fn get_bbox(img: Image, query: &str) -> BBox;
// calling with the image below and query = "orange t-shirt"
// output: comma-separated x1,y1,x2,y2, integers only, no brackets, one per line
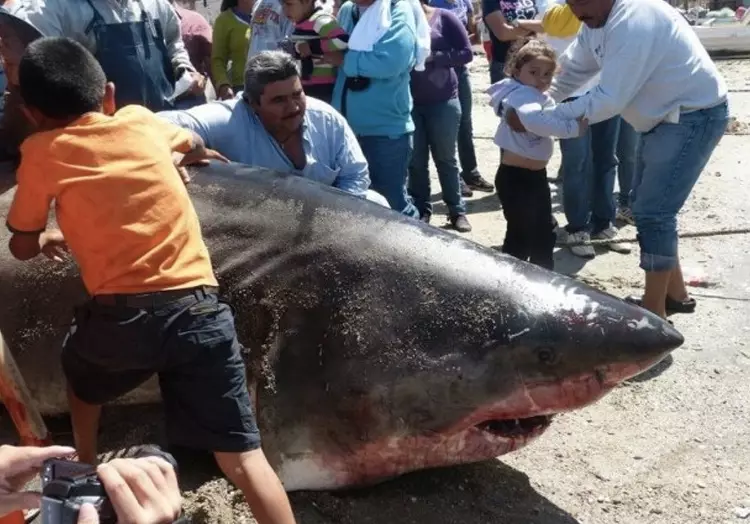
6,105,219,296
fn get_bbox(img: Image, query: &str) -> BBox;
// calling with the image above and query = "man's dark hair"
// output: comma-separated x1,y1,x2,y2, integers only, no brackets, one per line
243,50,299,104
19,36,107,120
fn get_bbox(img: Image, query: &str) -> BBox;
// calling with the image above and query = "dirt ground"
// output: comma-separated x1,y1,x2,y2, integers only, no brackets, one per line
9,57,750,523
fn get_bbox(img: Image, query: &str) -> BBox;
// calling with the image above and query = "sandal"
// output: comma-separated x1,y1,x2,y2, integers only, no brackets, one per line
624,295,696,315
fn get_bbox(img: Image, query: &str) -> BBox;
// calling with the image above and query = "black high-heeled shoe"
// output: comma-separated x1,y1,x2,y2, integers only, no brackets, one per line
624,295,696,315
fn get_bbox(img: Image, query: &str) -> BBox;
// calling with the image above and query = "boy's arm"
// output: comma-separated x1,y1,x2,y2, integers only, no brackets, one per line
315,13,349,52
6,159,55,261
514,100,582,139
145,108,229,168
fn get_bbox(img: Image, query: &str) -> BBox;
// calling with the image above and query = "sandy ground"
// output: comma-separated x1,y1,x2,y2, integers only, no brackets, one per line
8,57,750,523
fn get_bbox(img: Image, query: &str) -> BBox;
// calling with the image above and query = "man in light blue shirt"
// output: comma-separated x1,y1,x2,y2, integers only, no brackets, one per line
159,50,377,202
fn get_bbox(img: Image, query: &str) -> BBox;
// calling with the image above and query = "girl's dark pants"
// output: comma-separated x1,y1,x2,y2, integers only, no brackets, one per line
495,164,556,270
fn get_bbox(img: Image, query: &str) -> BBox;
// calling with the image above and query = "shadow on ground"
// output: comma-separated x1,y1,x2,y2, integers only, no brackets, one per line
291,460,581,524
16,406,580,524
626,353,674,383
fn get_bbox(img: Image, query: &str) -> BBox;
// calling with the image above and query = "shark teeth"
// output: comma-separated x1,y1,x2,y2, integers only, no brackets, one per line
474,415,552,437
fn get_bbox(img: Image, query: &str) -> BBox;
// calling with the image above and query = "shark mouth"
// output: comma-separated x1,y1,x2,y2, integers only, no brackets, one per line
474,415,553,439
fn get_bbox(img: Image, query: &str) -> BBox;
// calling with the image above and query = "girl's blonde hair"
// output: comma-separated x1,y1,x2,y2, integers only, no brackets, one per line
503,37,558,78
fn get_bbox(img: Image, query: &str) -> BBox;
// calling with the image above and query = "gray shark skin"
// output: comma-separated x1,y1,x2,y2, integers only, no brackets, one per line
0,162,683,492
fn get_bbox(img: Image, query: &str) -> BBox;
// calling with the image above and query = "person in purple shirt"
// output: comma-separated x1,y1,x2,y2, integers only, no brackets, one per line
429,0,495,197
408,0,473,232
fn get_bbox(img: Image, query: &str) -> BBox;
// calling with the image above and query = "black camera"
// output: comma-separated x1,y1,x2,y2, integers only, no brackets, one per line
40,446,181,524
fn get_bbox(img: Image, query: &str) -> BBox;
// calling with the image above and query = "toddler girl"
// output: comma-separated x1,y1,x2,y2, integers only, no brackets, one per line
487,37,586,270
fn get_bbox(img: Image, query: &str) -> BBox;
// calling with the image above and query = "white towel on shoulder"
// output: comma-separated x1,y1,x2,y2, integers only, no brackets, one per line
347,0,431,72
408,0,431,71
348,0,392,52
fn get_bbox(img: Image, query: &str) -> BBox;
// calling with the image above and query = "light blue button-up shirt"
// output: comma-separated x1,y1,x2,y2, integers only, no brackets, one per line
158,96,370,197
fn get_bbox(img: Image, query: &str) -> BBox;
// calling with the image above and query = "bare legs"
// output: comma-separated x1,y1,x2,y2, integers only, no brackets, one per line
68,389,296,523
215,449,297,524
641,269,671,319
67,384,101,464
640,253,690,319
666,261,690,302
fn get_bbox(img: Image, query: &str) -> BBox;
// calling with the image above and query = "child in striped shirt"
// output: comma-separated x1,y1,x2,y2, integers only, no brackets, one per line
282,0,349,104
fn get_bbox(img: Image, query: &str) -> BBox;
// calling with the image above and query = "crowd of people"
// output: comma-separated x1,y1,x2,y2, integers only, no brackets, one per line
0,0,730,521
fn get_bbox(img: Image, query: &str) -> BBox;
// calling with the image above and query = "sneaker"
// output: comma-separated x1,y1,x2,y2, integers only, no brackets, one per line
616,206,635,226
567,230,596,258
451,214,472,232
554,224,569,246
465,175,494,193
460,178,474,197
592,226,631,254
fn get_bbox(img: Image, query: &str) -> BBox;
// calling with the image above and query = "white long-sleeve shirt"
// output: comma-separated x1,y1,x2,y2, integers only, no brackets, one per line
541,0,597,99
548,0,727,133
488,79,580,162
21,0,196,76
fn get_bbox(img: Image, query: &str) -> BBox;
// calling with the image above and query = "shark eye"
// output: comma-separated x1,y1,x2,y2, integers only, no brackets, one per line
536,347,558,366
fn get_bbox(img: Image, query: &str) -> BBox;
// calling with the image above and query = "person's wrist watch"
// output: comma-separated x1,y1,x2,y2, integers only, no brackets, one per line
510,18,520,28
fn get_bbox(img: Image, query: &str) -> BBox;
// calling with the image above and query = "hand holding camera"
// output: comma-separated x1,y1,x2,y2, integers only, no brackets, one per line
0,444,77,517
74,456,182,524
40,446,184,524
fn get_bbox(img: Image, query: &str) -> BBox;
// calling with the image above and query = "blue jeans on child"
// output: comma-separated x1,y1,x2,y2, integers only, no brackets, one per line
408,98,467,219
616,118,639,208
631,101,729,272
559,110,620,234
358,134,420,218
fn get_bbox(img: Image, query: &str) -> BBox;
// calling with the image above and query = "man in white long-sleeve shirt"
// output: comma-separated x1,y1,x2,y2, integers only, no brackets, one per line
22,0,205,112
512,0,728,319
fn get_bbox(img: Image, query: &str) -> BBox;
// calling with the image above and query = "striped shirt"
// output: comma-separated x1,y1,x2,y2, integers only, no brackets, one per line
292,7,349,86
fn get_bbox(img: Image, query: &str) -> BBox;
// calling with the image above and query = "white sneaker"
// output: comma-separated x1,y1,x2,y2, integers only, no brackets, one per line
567,230,596,258
592,226,632,254
555,225,569,246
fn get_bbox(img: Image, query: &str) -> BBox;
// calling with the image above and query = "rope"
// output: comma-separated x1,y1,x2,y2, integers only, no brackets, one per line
562,226,750,247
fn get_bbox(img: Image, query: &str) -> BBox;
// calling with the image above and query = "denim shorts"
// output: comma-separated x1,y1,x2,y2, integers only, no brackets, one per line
631,101,729,272
61,288,261,453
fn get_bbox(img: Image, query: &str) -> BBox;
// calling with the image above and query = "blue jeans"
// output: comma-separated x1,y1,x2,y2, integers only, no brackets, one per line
632,101,729,272
358,134,420,218
454,65,479,179
408,98,466,218
560,111,620,233
616,118,639,208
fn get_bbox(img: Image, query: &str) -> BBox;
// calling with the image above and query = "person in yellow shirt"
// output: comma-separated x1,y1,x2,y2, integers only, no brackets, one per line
212,0,254,100
6,36,296,524
510,2,581,38
541,2,581,38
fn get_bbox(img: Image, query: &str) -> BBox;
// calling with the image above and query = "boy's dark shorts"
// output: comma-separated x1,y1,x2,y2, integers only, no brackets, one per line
61,287,261,454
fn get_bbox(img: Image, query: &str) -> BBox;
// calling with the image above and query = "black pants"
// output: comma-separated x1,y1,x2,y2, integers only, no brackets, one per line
495,164,556,270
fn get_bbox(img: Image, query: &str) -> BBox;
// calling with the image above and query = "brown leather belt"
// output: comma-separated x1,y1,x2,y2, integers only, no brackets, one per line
91,285,219,308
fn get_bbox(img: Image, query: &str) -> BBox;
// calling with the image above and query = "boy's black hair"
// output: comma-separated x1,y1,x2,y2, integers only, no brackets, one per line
19,36,107,120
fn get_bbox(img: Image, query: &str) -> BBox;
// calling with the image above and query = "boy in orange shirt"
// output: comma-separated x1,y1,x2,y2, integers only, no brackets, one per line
6,37,296,524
